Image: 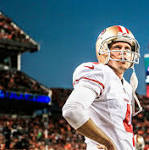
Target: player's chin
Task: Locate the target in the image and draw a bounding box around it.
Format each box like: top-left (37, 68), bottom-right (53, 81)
top-left (120, 63), bottom-right (130, 70)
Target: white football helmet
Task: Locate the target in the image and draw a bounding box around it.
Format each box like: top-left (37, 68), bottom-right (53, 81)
top-left (96, 25), bottom-right (140, 65)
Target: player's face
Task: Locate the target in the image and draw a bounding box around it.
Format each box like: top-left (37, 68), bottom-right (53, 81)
top-left (108, 41), bottom-right (132, 72)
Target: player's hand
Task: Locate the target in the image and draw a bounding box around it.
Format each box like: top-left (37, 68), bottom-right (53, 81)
top-left (97, 144), bottom-right (108, 150)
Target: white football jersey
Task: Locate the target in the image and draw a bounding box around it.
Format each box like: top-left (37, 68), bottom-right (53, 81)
top-left (73, 62), bottom-right (135, 150)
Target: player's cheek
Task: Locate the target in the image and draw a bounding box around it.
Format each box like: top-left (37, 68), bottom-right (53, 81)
top-left (125, 53), bottom-right (132, 60)
top-left (110, 52), bottom-right (120, 58)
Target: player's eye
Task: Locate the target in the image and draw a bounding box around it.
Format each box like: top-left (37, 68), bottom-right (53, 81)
top-left (125, 46), bottom-right (131, 51)
top-left (111, 45), bottom-right (121, 50)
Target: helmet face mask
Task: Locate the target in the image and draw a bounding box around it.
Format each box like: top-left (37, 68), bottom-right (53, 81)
top-left (96, 25), bottom-right (140, 66)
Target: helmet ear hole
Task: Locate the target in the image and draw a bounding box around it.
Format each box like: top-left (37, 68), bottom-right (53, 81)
top-left (108, 42), bottom-right (113, 49)
top-left (131, 45), bottom-right (135, 52)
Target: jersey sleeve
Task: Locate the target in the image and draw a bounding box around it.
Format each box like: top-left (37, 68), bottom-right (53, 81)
top-left (73, 62), bottom-right (105, 96)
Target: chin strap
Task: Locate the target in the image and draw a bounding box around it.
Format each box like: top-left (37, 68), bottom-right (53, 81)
top-left (130, 66), bottom-right (143, 116)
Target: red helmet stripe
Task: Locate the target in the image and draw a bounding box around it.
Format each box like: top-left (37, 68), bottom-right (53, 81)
top-left (117, 25), bottom-right (129, 34)
top-left (125, 27), bottom-right (129, 33)
top-left (117, 25), bottom-right (123, 32)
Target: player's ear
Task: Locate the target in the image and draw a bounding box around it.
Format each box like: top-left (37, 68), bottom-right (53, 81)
top-left (97, 53), bottom-right (108, 64)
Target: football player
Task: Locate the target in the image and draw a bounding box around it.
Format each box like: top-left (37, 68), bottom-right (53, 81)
top-left (62, 25), bottom-right (142, 150)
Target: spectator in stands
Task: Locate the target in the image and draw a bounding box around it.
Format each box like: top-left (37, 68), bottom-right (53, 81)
top-left (0, 133), bottom-right (5, 150)
top-left (2, 121), bottom-right (11, 149)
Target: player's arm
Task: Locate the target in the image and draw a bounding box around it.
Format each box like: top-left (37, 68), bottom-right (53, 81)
top-left (62, 86), bottom-right (117, 150)
top-left (77, 118), bottom-right (117, 150)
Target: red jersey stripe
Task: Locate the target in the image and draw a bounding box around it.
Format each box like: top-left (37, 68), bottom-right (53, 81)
top-left (123, 104), bottom-right (133, 133)
top-left (133, 134), bottom-right (135, 147)
top-left (73, 77), bottom-right (104, 89)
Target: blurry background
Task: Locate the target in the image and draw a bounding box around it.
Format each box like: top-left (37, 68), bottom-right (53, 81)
top-left (0, 0), bottom-right (149, 95)
top-left (0, 0), bottom-right (148, 150)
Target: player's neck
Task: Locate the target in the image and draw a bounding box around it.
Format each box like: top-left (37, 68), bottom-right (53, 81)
top-left (114, 70), bottom-right (124, 80)
top-left (108, 65), bottom-right (124, 80)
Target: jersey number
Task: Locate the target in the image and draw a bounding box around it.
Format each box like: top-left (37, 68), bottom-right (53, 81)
top-left (123, 104), bottom-right (133, 133)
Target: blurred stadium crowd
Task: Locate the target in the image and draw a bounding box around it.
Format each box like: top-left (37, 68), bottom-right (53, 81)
top-left (0, 114), bottom-right (86, 149)
top-left (0, 88), bottom-right (148, 150)
top-left (0, 70), bottom-right (49, 95)
top-left (0, 12), bottom-right (32, 44)
top-left (0, 88), bottom-right (87, 150)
